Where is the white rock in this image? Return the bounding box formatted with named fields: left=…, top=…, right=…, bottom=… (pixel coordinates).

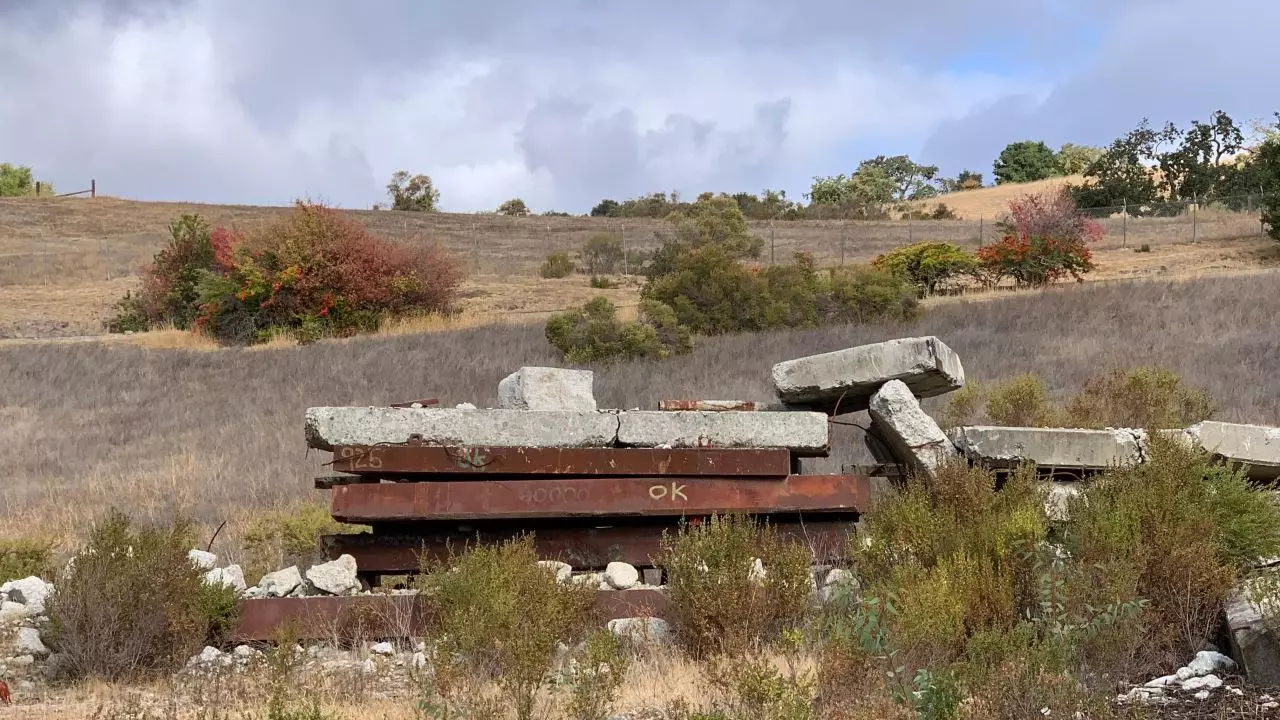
left=204, top=565, right=247, bottom=593
left=0, top=601, right=26, bottom=624
left=0, top=577, right=52, bottom=615
left=5, top=654, right=34, bottom=667
left=607, top=617, right=672, bottom=644
left=1188, top=650, right=1235, bottom=676
left=257, top=566, right=303, bottom=598
left=1144, top=675, right=1178, bottom=688
left=370, top=642, right=395, bottom=656
left=1182, top=674, right=1223, bottom=691
left=537, top=561, right=573, bottom=584
left=187, top=550, right=218, bottom=570
left=498, top=367, right=597, bottom=412
left=1194, top=690, right=1211, bottom=700
left=1176, top=666, right=1195, bottom=680
left=13, top=627, right=47, bottom=657
left=604, top=562, right=639, bottom=590
left=748, top=558, right=767, bottom=583
left=188, top=646, right=226, bottom=667
left=305, top=555, right=361, bottom=596
left=361, top=658, right=378, bottom=674
left=455, top=403, right=478, bottom=410
left=411, top=651, right=428, bottom=669
left=232, top=645, right=262, bottom=661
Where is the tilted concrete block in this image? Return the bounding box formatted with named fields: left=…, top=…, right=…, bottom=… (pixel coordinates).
left=948, top=426, right=1148, bottom=471
left=304, top=407, right=621, bottom=450
left=498, top=366, right=597, bottom=412
left=617, top=410, right=830, bottom=456
left=771, top=336, right=964, bottom=415
left=1183, top=421, right=1280, bottom=481
left=1225, top=575, right=1280, bottom=687
left=867, top=380, right=955, bottom=477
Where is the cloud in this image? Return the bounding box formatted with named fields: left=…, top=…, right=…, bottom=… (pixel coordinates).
left=7, top=0, right=1251, bottom=213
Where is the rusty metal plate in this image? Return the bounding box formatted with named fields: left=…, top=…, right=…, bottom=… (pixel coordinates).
left=233, top=590, right=672, bottom=642
left=329, top=474, right=870, bottom=523
left=329, top=445, right=792, bottom=478
left=657, top=400, right=761, bottom=412
left=323, top=520, right=856, bottom=572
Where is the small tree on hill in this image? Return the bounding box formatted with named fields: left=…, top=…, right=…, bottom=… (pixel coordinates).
left=498, top=198, right=530, bottom=217
left=590, top=199, right=620, bottom=217
left=993, top=141, right=1063, bottom=184
left=1057, top=143, right=1104, bottom=175
left=386, top=171, right=441, bottom=212
left=0, top=163, right=35, bottom=197
left=579, top=234, right=623, bottom=275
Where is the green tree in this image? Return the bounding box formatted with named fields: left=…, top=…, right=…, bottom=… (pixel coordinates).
left=0, top=163, right=35, bottom=197
left=590, top=199, right=620, bottom=217
left=872, top=242, right=976, bottom=297
left=1056, top=143, right=1104, bottom=175
left=386, top=170, right=440, bottom=212
left=498, top=198, right=531, bottom=216
left=1254, top=115, right=1280, bottom=241
left=806, top=164, right=898, bottom=217
left=579, top=234, right=624, bottom=275
left=1067, top=120, right=1165, bottom=211
left=1155, top=110, right=1245, bottom=201
left=653, top=194, right=764, bottom=276
left=858, top=154, right=941, bottom=201
left=993, top=141, right=1063, bottom=184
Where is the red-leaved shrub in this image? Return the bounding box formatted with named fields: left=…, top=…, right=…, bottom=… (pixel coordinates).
left=978, top=189, right=1101, bottom=288
left=193, top=201, right=463, bottom=344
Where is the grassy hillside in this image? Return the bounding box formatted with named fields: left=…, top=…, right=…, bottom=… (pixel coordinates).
left=925, top=175, right=1081, bottom=219
left=2, top=271, right=1278, bottom=557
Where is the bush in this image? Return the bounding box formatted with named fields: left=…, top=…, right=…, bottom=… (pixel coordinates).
left=564, top=629, right=631, bottom=720
left=47, top=510, right=243, bottom=680
left=416, top=535, right=597, bottom=720
left=498, top=198, right=531, bottom=216
left=588, top=275, right=617, bottom=289
left=0, top=536, right=57, bottom=583
left=1063, top=366, right=1215, bottom=429
left=579, top=234, right=624, bottom=275
left=541, top=251, right=577, bottom=278
left=872, top=242, right=975, bottom=297
left=545, top=297, right=692, bottom=364
left=1064, top=434, right=1280, bottom=672
left=0, top=163, right=35, bottom=197
left=659, top=515, right=814, bottom=656
left=985, top=373, right=1059, bottom=427
left=979, top=189, right=1103, bottom=288
left=242, top=502, right=368, bottom=584
left=112, top=204, right=464, bottom=345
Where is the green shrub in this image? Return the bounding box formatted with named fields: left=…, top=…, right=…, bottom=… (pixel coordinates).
left=985, top=373, right=1059, bottom=427
left=541, top=251, right=577, bottom=278
left=589, top=275, right=618, bottom=289
left=580, top=234, right=624, bottom=275
left=938, top=381, right=983, bottom=430
left=1136, top=243, right=1151, bottom=253
left=242, top=502, right=368, bottom=584
left=0, top=163, right=35, bottom=197
left=108, top=214, right=217, bottom=333
left=47, top=510, right=242, bottom=680
left=417, top=535, right=597, bottom=720
left=659, top=515, right=814, bottom=656
left=545, top=297, right=692, bottom=364
left=1063, top=366, right=1215, bottom=429
left=1064, top=433, right=1280, bottom=672
left=0, top=536, right=57, bottom=583
left=564, top=629, right=631, bottom=720
left=871, top=242, right=975, bottom=297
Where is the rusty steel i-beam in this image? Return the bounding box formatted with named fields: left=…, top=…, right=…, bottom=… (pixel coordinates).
left=328, top=473, right=871, bottom=523
left=328, top=445, right=793, bottom=478
left=321, top=520, right=858, bottom=572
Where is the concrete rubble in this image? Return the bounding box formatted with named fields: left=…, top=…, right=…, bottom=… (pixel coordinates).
left=948, top=426, right=1148, bottom=471
left=867, top=379, right=955, bottom=477
left=498, top=366, right=597, bottom=412
left=1224, top=576, right=1280, bottom=688
left=770, top=336, right=965, bottom=414
left=616, top=410, right=830, bottom=456
left=1183, top=421, right=1280, bottom=481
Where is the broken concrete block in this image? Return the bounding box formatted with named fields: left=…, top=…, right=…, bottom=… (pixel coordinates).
left=867, top=380, right=955, bottom=477
left=1183, top=422, right=1280, bottom=481
left=305, top=407, right=620, bottom=450
left=1043, top=481, right=1083, bottom=522
left=1225, top=576, right=1280, bottom=687
left=616, top=410, right=829, bottom=456
left=948, top=426, right=1147, bottom=471
left=498, top=367, right=596, bottom=412
left=771, top=336, right=965, bottom=415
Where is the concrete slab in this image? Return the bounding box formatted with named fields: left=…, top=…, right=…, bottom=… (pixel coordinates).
left=948, top=426, right=1147, bottom=471
left=1225, top=576, right=1280, bottom=687
left=867, top=380, right=954, bottom=477
left=1184, top=421, right=1280, bottom=481
left=498, top=367, right=596, bottom=412
left=770, top=336, right=964, bottom=415
left=617, top=410, right=830, bottom=456
left=304, top=407, right=620, bottom=451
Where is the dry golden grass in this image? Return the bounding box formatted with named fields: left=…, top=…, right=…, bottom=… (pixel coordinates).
left=1, top=192, right=1273, bottom=339
left=921, top=175, right=1082, bottom=219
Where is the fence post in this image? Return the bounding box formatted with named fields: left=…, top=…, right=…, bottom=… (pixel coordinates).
left=90, top=179, right=96, bottom=199
left=840, top=221, right=846, bottom=266
left=620, top=221, right=628, bottom=276
left=769, top=219, right=775, bottom=265
left=1122, top=198, right=1128, bottom=248
left=1191, top=193, right=1198, bottom=243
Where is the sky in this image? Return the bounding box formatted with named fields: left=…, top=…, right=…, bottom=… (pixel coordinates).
left=1, top=0, right=1276, bottom=214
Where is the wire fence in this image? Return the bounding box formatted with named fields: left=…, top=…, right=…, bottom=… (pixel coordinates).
left=363, top=191, right=1275, bottom=277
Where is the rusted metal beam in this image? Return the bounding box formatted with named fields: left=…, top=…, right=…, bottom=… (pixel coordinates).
left=328, top=445, right=793, bottom=478
left=315, top=474, right=377, bottom=490
left=322, top=520, right=856, bottom=572
left=329, top=474, right=871, bottom=523
left=657, top=400, right=762, bottom=412
left=232, top=590, right=672, bottom=642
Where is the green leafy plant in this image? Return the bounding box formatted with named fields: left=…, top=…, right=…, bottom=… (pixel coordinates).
left=541, top=251, right=577, bottom=278
left=1063, top=366, right=1215, bottom=429
left=545, top=297, right=692, bottom=364
left=985, top=373, right=1059, bottom=427
left=241, top=502, right=368, bottom=584
left=0, top=536, right=57, bottom=583
left=579, top=234, right=625, bottom=275
left=564, top=629, right=631, bottom=720
left=872, top=242, right=975, bottom=297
